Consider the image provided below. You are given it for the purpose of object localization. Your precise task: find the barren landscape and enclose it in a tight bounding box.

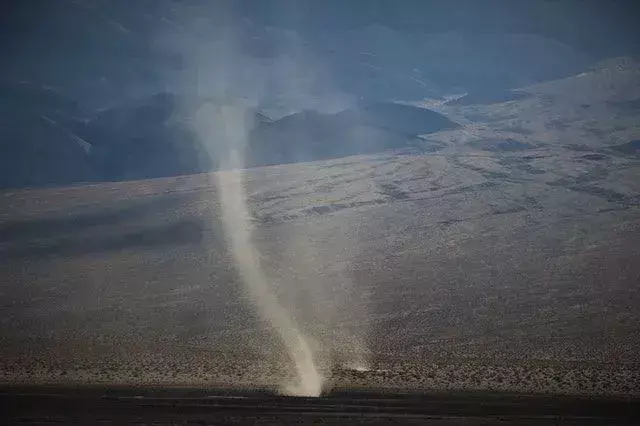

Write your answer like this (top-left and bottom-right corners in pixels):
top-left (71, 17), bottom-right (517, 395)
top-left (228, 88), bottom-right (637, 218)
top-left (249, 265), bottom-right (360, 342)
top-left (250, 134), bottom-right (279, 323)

top-left (2, 56), bottom-right (639, 396)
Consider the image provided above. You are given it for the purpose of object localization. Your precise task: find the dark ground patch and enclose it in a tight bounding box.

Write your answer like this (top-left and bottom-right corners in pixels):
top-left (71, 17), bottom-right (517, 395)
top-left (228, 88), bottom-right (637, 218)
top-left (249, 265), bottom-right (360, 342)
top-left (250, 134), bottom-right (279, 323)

top-left (566, 144), bottom-right (597, 152)
top-left (496, 156), bottom-right (546, 174)
top-left (581, 153), bottom-right (608, 161)
top-left (515, 163), bottom-right (546, 174)
top-left (1, 388), bottom-right (637, 425)
top-left (608, 98), bottom-right (640, 113)
top-left (470, 139), bottom-right (537, 152)
top-left (412, 138), bottom-right (447, 153)
top-left (493, 123), bottom-right (535, 135)
top-left (1, 219), bottom-right (205, 260)
top-left (378, 182), bottom-right (410, 200)
top-left (547, 180), bottom-right (633, 205)
top-left (0, 194), bottom-right (194, 243)
top-left (611, 140), bottom-right (640, 155)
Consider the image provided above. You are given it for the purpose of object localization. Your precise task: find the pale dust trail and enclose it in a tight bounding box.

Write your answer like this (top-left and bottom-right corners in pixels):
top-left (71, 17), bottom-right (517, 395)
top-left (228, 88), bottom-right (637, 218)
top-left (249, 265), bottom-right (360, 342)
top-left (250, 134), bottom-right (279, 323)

top-left (200, 104), bottom-right (323, 396)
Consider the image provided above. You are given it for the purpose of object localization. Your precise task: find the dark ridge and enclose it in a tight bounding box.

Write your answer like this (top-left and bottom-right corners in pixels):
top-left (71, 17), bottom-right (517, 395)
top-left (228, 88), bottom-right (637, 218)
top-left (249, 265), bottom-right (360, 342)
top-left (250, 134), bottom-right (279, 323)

top-left (247, 104), bottom-right (457, 167)
top-left (247, 110), bottom-right (361, 166)
top-left (336, 102), bottom-right (460, 135)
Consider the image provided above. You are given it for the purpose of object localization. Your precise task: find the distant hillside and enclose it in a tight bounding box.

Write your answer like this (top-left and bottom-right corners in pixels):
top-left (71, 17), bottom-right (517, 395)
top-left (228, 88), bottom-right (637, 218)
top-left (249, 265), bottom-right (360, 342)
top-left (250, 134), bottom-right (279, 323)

top-left (247, 102), bottom-right (458, 167)
top-left (336, 102), bottom-right (460, 134)
top-left (427, 55), bottom-right (640, 154)
top-left (0, 87), bottom-right (459, 189)
top-left (0, 83), bottom-right (95, 188)
top-left (310, 27), bottom-right (594, 96)
top-left (79, 93), bottom-right (212, 181)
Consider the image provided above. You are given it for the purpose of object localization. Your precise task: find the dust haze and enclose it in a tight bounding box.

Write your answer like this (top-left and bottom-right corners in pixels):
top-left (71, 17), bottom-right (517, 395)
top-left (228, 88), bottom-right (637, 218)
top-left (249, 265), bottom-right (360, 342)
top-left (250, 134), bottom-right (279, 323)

top-left (172, 5), bottom-right (369, 395)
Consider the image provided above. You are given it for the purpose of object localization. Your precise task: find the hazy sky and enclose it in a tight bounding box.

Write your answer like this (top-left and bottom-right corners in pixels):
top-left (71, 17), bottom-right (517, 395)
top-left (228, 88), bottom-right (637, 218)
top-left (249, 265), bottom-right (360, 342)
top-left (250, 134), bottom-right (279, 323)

top-left (1, 0), bottom-right (639, 107)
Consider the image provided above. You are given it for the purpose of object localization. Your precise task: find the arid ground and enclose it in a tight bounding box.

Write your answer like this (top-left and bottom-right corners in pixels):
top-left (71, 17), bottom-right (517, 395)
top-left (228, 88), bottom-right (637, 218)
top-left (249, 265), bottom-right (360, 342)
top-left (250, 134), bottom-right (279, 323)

top-left (1, 57), bottom-right (639, 395)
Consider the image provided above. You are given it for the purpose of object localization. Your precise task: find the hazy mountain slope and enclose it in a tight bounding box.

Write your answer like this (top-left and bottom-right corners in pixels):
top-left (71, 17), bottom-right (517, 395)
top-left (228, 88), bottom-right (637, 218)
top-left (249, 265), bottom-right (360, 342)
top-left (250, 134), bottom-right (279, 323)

top-left (248, 102), bottom-right (459, 167)
top-left (311, 27), bottom-right (594, 97)
top-left (0, 83), bottom-right (95, 188)
top-left (1, 88), bottom-right (459, 188)
top-left (426, 56), bottom-right (640, 150)
top-left (80, 92), bottom-right (212, 180)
